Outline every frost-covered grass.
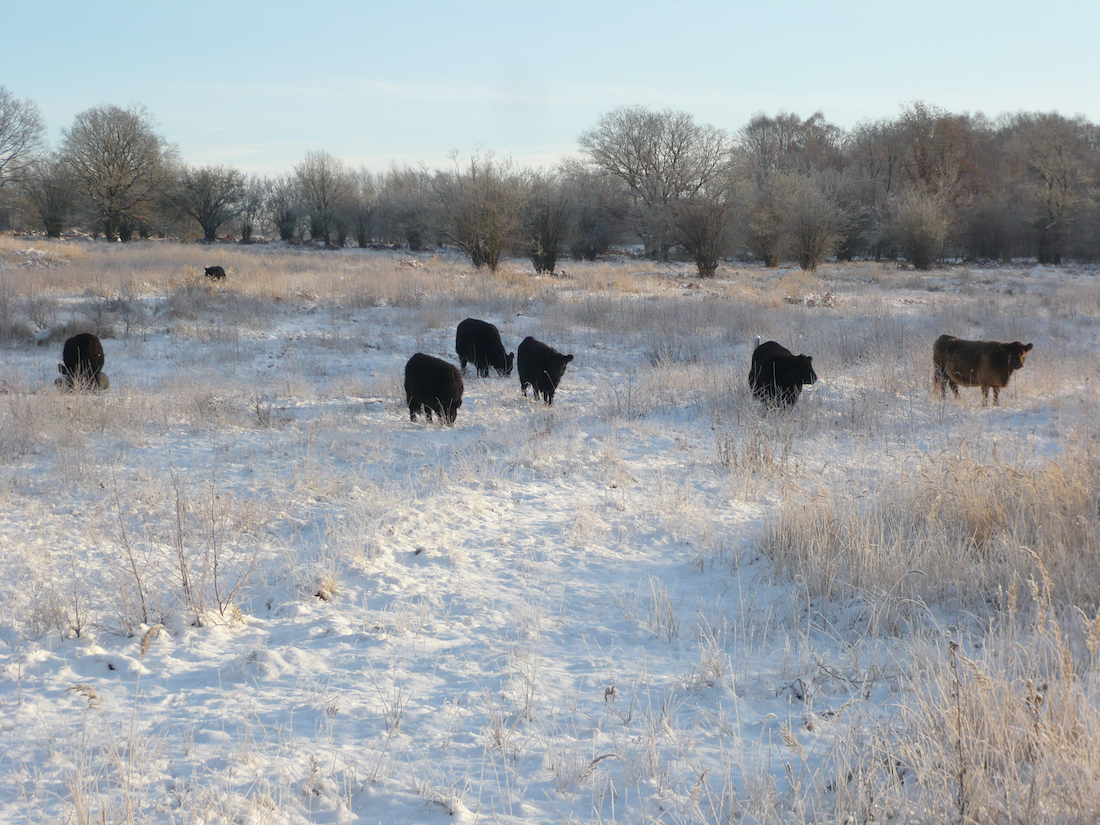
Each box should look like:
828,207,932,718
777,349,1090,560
1,236,1099,823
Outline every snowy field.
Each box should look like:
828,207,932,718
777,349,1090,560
1,238,1098,824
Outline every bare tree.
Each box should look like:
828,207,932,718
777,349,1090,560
743,174,787,266
19,154,79,238
738,111,806,185
431,151,527,271
579,106,731,262
295,150,352,247
677,196,738,276
897,101,980,205
265,174,301,242
559,160,628,260
235,174,266,243
847,118,905,210
0,87,46,190
778,173,849,272
61,104,177,241
888,190,952,269
523,171,572,274
1005,112,1095,264
172,165,245,241
376,165,433,249
348,167,377,248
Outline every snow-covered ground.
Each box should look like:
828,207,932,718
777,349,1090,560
0,242,1098,823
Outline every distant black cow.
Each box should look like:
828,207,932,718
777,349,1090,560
455,318,514,378
749,337,816,407
517,336,574,405
204,265,226,281
56,332,110,391
404,353,464,425
933,334,1033,406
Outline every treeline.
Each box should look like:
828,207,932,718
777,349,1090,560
2,87,1099,276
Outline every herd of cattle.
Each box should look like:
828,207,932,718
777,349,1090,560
51,266,1035,422
404,319,576,424
51,323,1035,422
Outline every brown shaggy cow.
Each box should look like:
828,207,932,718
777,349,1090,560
933,334,1033,406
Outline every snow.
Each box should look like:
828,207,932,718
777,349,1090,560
0,245,1097,823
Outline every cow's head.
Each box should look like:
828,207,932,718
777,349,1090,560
552,353,574,382
1004,342,1033,371
796,354,817,386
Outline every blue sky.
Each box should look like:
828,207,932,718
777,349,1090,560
4,0,1098,175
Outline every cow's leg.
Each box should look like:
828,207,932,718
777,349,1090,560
991,386,1000,406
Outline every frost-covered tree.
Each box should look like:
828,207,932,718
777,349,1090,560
1005,112,1096,264
295,150,352,247
889,190,952,269
579,106,731,264
431,152,527,271
172,164,245,241
236,174,267,243
347,167,377,248
778,173,849,272
579,106,737,275
559,161,627,261
265,174,301,242
20,154,78,238
523,171,572,274
376,165,433,250
61,104,177,241
0,87,45,190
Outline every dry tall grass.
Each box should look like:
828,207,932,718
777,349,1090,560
755,432,1100,627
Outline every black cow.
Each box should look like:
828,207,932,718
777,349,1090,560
204,265,227,281
404,353,464,425
56,332,110,391
749,337,816,407
517,336,574,405
455,318,514,378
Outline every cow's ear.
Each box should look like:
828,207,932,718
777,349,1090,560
564,354,574,363
1024,343,1034,352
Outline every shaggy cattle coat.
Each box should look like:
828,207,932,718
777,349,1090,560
404,353,464,425
517,336,573,406
204,265,227,280
455,318,514,378
933,334,1033,405
749,339,817,407
56,332,110,391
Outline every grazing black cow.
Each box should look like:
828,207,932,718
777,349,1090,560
56,332,110,391
517,336,574,405
404,353,464,425
933,334,1033,406
204,265,227,281
749,337,816,407
455,318,514,378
